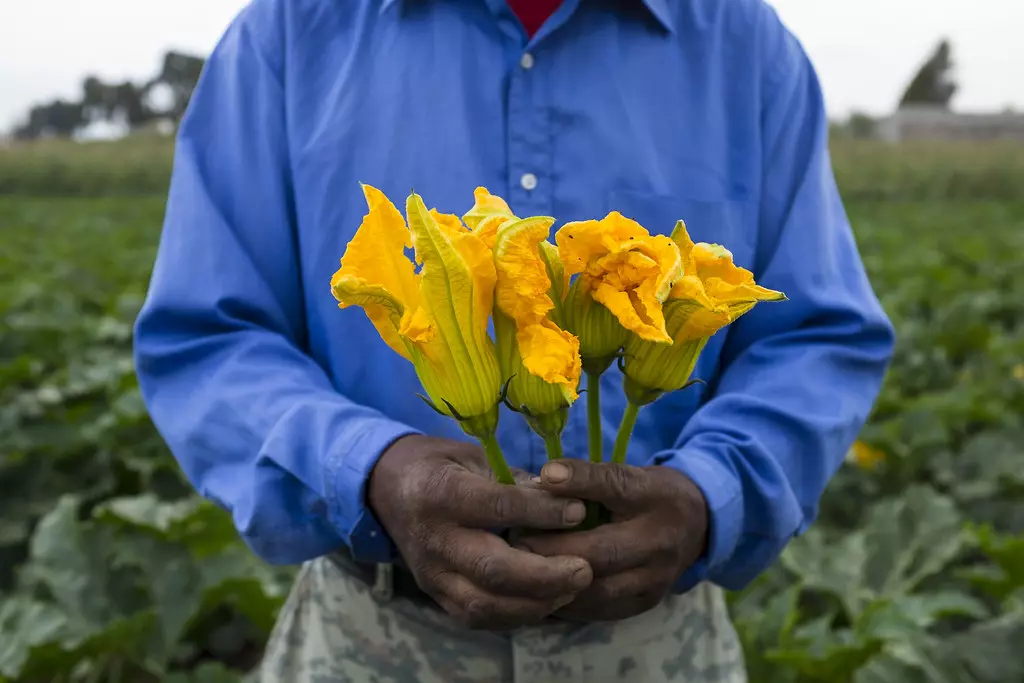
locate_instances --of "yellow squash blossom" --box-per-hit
[555,211,683,374]
[848,440,886,470]
[621,219,786,406]
[493,215,581,445]
[330,185,504,443]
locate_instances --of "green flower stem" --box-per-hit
[586,370,603,463]
[479,433,516,485]
[543,434,564,460]
[612,401,640,465]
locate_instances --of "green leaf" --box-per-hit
[944,607,1024,683]
[94,493,203,534]
[966,525,1024,602]
[781,528,869,616]
[781,487,965,619]
[0,596,72,678]
[860,486,965,598]
[767,614,884,683]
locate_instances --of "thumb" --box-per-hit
[536,460,650,511]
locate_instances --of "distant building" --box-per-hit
[878,106,1024,142]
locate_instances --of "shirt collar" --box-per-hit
[379,0,676,34]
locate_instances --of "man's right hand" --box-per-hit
[368,435,593,630]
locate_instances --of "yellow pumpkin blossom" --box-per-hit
[622,219,785,405]
[492,216,581,442]
[555,212,683,373]
[330,185,504,440]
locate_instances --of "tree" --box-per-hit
[79,76,155,131]
[899,39,958,109]
[146,51,206,122]
[113,82,153,128]
[12,100,85,140]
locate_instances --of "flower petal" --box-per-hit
[493,216,581,400]
[557,212,681,343]
[669,221,784,316]
[405,192,502,416]
[539,241,570,308]
[591,282,672,344]
[331,185,432,359]
[463,187,517,249]
[555,213,650,278]
[692,243,784,303]
[430,209,469,237]
[518,320,581,401]
[493,216,558,326]
[662,298,732,343]
[329,280,411,359]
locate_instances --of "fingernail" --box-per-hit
[543,462,570,484]
[564,501,586,524]
[530,476,542,485]
[569,562,593,589]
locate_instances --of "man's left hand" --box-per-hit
[516,459,708,622]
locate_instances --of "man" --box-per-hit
[134,0,895,681]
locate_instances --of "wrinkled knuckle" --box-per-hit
[602,464,633,498]
[492,491,524,524]
[489,494,511,523]
[421,530,453,562]
[600,542,623,573]
[409,466,449,513]
[469,553,505,587]
[588,534,620,568]
[412,566,444,593]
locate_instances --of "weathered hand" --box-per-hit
[515,459,708,622]
[368,435,594,630]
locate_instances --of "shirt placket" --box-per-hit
[506,50,551,219]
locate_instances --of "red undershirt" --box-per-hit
[506,0,563,38]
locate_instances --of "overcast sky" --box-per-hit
[2,0,1022,130]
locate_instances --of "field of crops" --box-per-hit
[1,137,1022,683]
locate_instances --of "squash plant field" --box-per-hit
[1,139,1023,682]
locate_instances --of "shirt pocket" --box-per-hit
[606,187,756,267]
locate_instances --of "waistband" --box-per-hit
[326,547,435,605]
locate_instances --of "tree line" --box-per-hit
[12,51,205,140]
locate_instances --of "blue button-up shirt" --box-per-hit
[134,0,895,593]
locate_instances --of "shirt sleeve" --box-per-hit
[658,9,896,592]
[133,3,418,566]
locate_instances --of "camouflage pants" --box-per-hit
[258,555,746,682]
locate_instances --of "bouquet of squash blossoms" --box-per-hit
[330,185,785,528]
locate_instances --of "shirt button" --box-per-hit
[520,172,538,191]
[520,52,535,70]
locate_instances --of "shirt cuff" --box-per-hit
[648,447,744,592]
[325,417,422,564]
